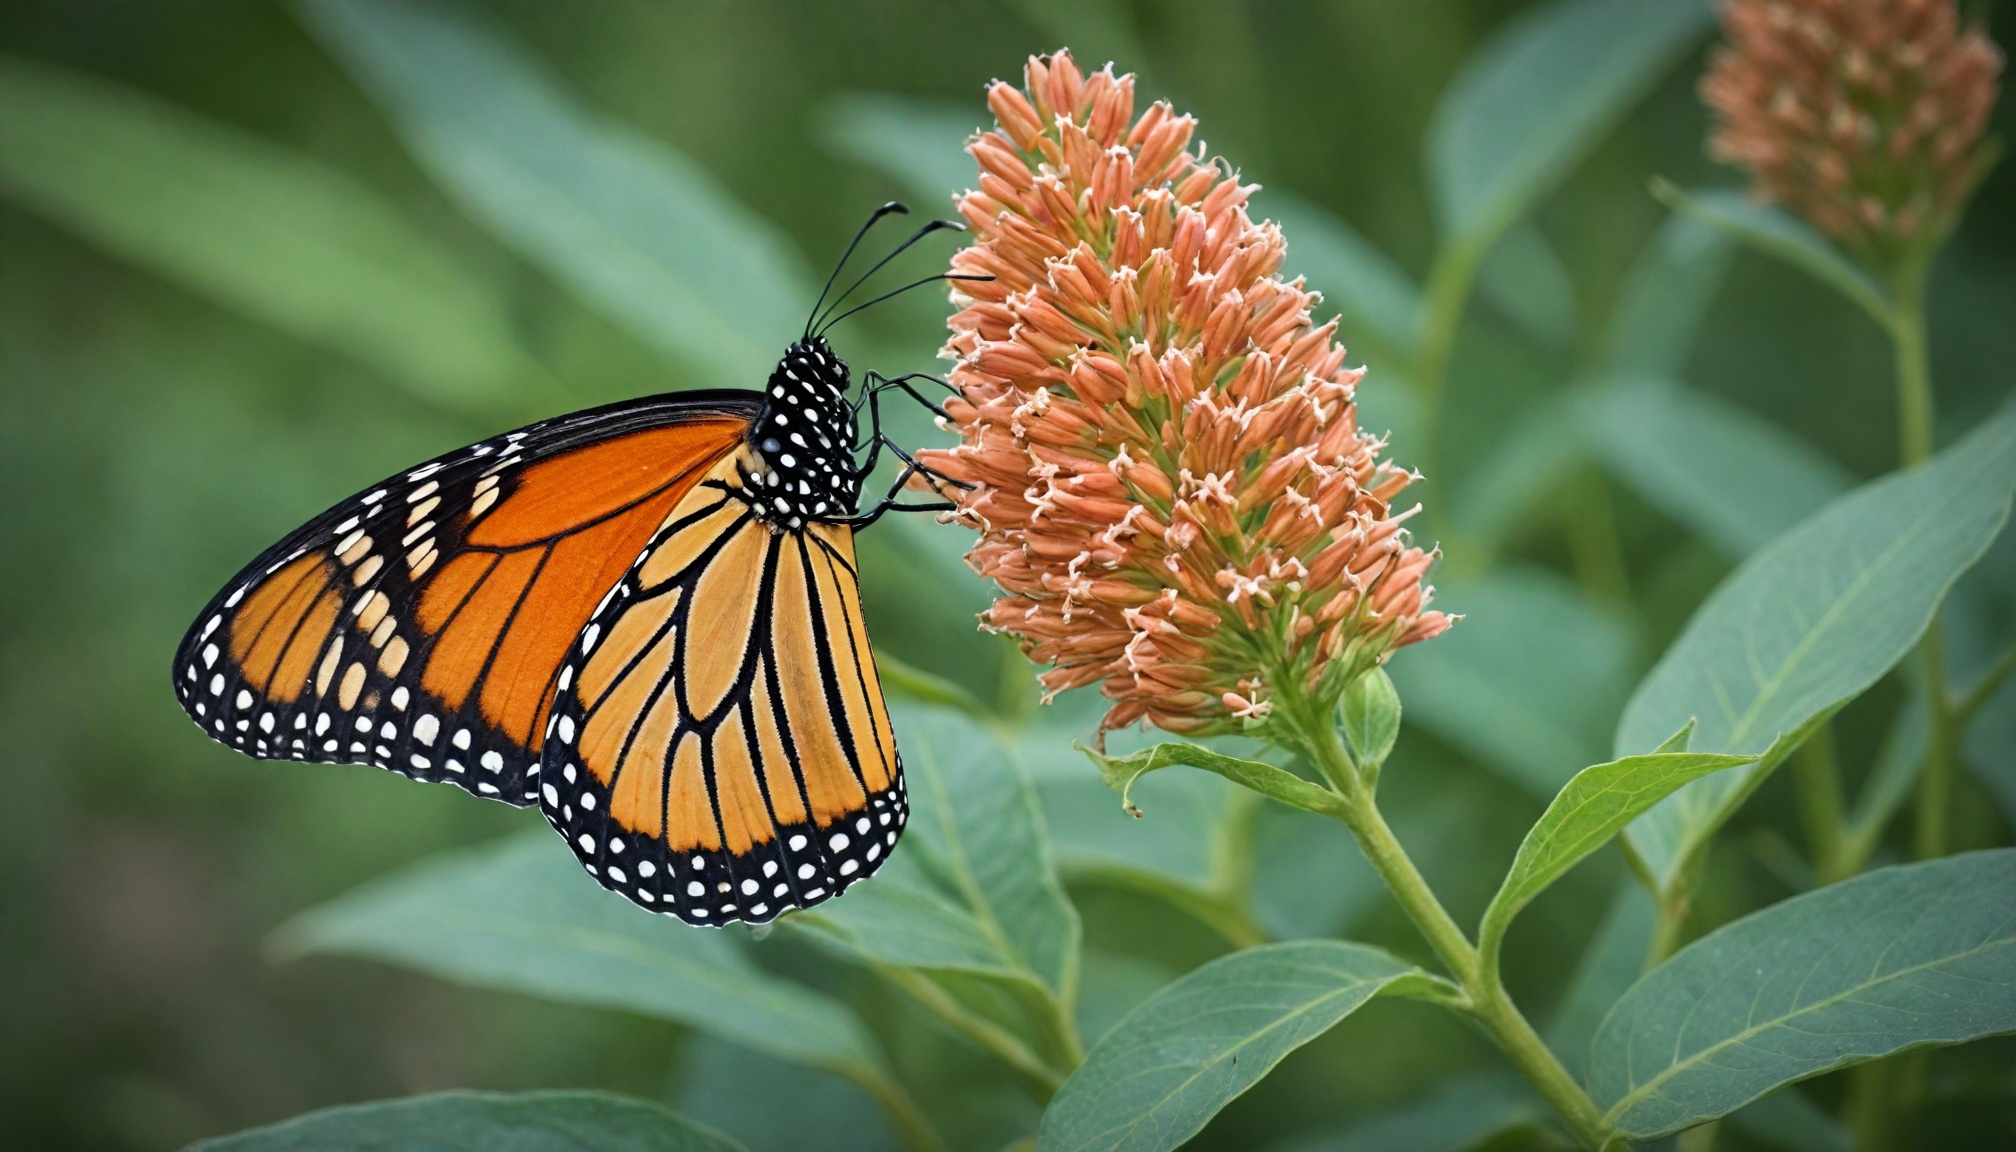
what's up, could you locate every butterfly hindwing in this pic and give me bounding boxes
[537,448,908,925]
[171,391,761,806]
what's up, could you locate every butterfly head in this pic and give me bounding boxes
[748,336,860,528]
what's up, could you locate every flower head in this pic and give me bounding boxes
[1702,0,2002,263]
[919,51,1451,738]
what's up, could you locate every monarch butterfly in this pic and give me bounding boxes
[172,204,976,927]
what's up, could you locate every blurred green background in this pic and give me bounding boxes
[2,1,2013,1149]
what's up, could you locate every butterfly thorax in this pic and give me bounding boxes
[743,336,859,529]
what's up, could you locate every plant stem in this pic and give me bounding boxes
[1912,619,1957,860]
[1793,722,1847,884]
[1889,259,1933,469]
[1298,720,1614,1149]
[877,965,1064,1096]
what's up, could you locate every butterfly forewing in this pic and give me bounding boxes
[172,392,760,806]
[537,447,908,926]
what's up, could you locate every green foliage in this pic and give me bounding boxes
[1583,379,1852,558]
[189,1090,747,1152]
[9,0,2016,1148]
[0,58,537,413]
[1425,0,1712,244]
[1621,402,2016,885]
[1037,942,1443,1152]
[1389,570,1635,798]
[1478,746,1756,962]
[275,833,886,1077]
[1592,850,2016,1137]
[297,0,816,388]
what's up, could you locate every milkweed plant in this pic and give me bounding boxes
[23,1,2016,1150]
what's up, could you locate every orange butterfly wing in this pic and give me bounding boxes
[535,447,906,925]
[172,391,760,805]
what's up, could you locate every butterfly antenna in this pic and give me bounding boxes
[810,218,968,334]
[805,202,910,340]
[815,273,995,338]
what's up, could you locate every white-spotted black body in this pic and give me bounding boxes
[745,336,860,528]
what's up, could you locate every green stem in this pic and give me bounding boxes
[1793,722,1847,884]
[1889,259,1933,470]
[1296,719,1614,1149]
[877,966,1064,1097]
[1911,620,1957,860]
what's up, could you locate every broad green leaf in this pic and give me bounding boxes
[1425,0,1713,243]
[1037,941,1437,1152]
[1619,402,2016,885]
[1592,850,2016,1137]
[298,0,816,386]
[0,58,534,412]
[1088,740,1344,819]
[1273,1072,1545,1152]
[1389,569,1635,798]
[1583,379,1853,558]
[799,703,1079,996]
[817,92,979,207]
[1267,190,1423,362]
[1599,215,1735,377]
[1479,749,1755,959]
[1340,667,1402,777]
[275,833,881,1077]
[190,1090,746,1152]
[1475,221,1577,348]
[1544,878,1655,1081]
[1651,181,1893,326]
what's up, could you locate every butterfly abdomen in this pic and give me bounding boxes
[743,336,860,528]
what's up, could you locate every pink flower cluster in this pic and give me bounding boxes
[919,51,1451,737]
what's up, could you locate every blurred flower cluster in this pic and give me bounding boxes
[919,50,1450,738]
[1702,0,2002,264]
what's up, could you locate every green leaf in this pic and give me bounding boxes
[1478,748,1757,961]
[1592,850,2016,1137]
[817,92,979,208]
[799,704,1078,994]
[297,0,815,386]
[1475,221,1578,348]
[1619,402,2016,886]
[1266,190,1423,362]
[1341,668,1402,778]
[0,58,535,412]
[1086,740,1345,820]
[1389,569,1636,798]
[188,1090,747,1152]
[1425,0,1713,243]
[1583,378,1853,559]
[1599,215,1735,378]
[1273,1073,1546,1152]
[1037,941,1439,1152]
[275,833,883,1078]
[1651,181,1893,326]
